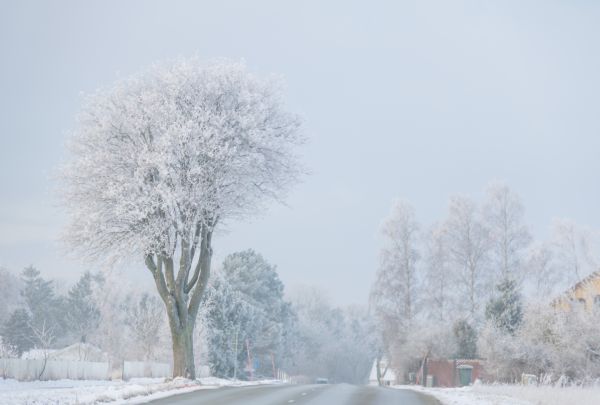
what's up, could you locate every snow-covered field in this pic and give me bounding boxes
[0,377,281,405]
[398,383,600,405]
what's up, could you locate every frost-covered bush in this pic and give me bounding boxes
[0,336,17,359]
[478,321,522,382]
[480,303,600,383]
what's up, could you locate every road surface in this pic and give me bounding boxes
[147,383,440,405]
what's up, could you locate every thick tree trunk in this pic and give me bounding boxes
[144,221,215,380]
[171,323,195,379]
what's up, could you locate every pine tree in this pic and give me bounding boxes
[20,266,65,341]
[204,250,292,379]
[203,274,256,378]
[485,278,523,335]
[66,271,101,343]
[453,319,477,359]
[1,309,33,356]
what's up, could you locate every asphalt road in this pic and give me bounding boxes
[147,384,440,405]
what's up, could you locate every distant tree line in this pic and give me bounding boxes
[0,266,169,363]
[0,251,377,384]
[370,182,600,383]
[200,249,375,383]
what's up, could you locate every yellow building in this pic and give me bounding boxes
[553,271,600,312]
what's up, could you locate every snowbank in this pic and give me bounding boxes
[0,376,281,404]
[396,383,600,405]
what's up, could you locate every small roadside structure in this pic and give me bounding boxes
[368,358,398,386]
[418,359,486,387]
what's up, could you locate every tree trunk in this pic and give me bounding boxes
[144,222,215,380]
[171,323,195,379]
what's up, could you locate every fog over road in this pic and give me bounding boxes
[147,384,440,405]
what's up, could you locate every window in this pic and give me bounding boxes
[594,295,600,310]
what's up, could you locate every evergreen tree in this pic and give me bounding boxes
[204,250,293,379]
[453,319,477,359]
[66,271,101,343]
[1,309,33,356]
[485,278,523,335]
[20,266,65,338]
[0,267,22,326]
[203,274,256,378]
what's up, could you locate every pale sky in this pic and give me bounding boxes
[1,0,600,304]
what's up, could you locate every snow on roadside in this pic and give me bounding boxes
[396,383,600,405]
[470,384,600,405]
[395,384,533,405]
[0,377,280,405]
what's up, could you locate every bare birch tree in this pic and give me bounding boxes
[483,182,531,284]
[371,200,420,347]
[444,195,490,319]
[551,218,599,285]
[423,223,453,322]
[60,58,304,378]
[524,242,561,300]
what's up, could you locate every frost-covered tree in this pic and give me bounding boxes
[124,293,166,361]
[423,223,453,322]
[524,243,561,301]
[1,309,32,356]
[445,196,490,318]
[453,318,477,359]
[372,200,421,332]
[90,271,130,362]
[478,321,521,382]
[5,267,66,350]
[203,251,292,379]
[202,272,255,378]
[483,183,531,284]
[287,286,374,384]
[0,267,22,326]
[485,278,523,335]
[220,250,288,370]
[60,59,304,378]
[66,272,101,344]
[0,336,17,359]
[551,218,599,285]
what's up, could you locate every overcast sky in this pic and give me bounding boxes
[1,0,600,305]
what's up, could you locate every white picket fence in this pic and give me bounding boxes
[0,358,171,381]
[0,358,109,381]
[123,361,171,380]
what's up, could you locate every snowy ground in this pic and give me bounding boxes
[0,376,281,405]
[397,383,600,405]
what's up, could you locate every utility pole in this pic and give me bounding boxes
[233,329,239,380]
[270,352,276,379]
[246,339,253,381]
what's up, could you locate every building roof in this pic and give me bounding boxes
[551,270,600,307]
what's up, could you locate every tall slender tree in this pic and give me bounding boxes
[483,183,531,284]
[444,196,490,319]
[423,223,453,322]
[551,218,599,285]
[372,200,421,330]
[66,271,101,343]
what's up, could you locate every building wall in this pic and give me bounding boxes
[425,359,485,387]
[553,272,600,312]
